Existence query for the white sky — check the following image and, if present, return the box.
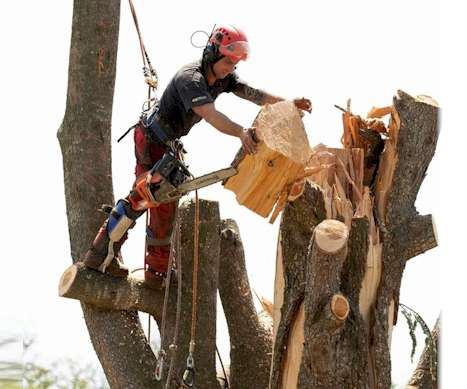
[0,0,464,387]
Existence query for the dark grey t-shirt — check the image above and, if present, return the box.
[156,59,245,139]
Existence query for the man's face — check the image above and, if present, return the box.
[212,57,240,79]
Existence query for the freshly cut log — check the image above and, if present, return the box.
[224,101,312,220]
[59,263,165,320]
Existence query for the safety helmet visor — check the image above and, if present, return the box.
[219,41,250,61]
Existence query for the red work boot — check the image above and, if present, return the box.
[144,245,177,289]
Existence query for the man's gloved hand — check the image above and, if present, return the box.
[293,97,312,113]
[240,127,258,155]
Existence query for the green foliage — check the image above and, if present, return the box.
[0,337,109,389]
[399,304,437,382]
[22,359,110,389]
[0,338,21,389]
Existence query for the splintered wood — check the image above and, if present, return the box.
[275,99,400,389]
[224,101,312,222]
[305,100,398,331]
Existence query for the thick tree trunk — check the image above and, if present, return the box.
[270,91,439,389]
[406,317,439,389]
[57,2,159,388]
[161,199,221,389]
[372,92,439,389]
[218,219,272,389]
[270,183,327,389]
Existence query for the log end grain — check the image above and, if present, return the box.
[314,220,349,254]
[59,264,79,297]
[331,294,350,321]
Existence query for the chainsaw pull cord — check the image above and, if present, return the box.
[155,206,180,381]
[182,190,200,388]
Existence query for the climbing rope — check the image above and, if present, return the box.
[128,0,158,94]
[126,0,160,347]
[182,190,200,388]
[216,346,230,388]
[126,5,202,374]
[155,207,180,381]
[164,221,183,389]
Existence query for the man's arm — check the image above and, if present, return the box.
[192,103,257,154]
[233,83,312,112]
[232,83,283,106]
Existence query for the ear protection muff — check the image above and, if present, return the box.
[203,31,224,64]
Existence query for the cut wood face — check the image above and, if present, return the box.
[314,220,349,254]
[224,101,313,219]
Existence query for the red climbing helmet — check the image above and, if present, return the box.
[207,25,250,62]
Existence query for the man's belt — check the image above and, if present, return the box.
[142,109,177,142]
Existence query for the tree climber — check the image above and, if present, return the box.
[83,24,312,289]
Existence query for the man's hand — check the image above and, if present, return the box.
[240,127,258,155]
[293,97,312,113]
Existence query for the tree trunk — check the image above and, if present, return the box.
[270,91,439,389]
[218,219,273,389]
[161,199,221,389]
[57,1,160,387]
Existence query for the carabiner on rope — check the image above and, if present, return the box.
[155,350,166,381]
[182,353,195,387]
[182,366,195,388]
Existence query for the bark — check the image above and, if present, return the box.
[218,219,272,389]
[161,199,221,389]
[57,2,159,387]
[59,263,166,321]
[372,91,439,389]
[270,183,327,389]
[401,215,438,261]
[298,220,350,388]
[406,317,439,389]
[269,91,439,389]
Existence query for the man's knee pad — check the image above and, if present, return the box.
[107,199,140,242]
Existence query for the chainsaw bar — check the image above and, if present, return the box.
[170,166,237,197]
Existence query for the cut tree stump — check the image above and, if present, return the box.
[270,90,439,389]
[224,101,313,221]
